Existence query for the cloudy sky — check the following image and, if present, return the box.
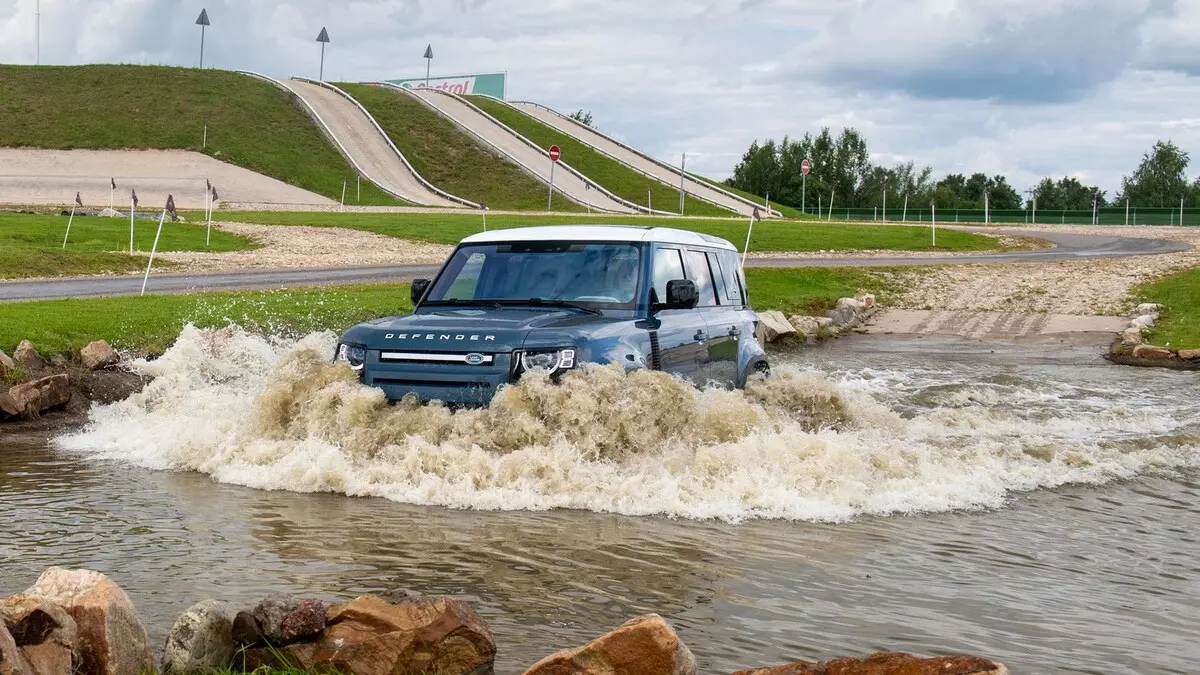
[3,0,1200,195]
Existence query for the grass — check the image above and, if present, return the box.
[0,268,913,356]
[465,96,733,217]
[0,64,399,205]
[1134,266,1200,349]
[687,172,806,219]
[336,84,582,212]
[0,213,255,279]
[222,210,1000,252]
[0,283,414,356]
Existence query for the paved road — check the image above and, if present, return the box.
[277,79,466,208]
[402,87,637,214]
[510,101,766,218]
[0,230,1189,303]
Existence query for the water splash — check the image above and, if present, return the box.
[56,325,1200,523]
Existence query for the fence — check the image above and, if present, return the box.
[798,206,1200,226]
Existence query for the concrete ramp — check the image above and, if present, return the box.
[399,87,637,214]
[867,310,1127,338]
[509,100,775,218]
[268,77,472,208]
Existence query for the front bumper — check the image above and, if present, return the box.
[360,349,516,406]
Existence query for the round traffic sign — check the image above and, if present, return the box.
[801,158,811,175]
[548,145,561,162]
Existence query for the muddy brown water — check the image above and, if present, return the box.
[2,331,1197,675]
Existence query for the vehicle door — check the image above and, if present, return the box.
[649,245,709,385]
[682,248,737,387]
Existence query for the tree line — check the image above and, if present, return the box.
[726,129,1200,212]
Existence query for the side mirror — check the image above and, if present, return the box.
[663,279,698,309]
[410,278,431,306]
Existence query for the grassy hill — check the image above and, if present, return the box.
[688,172,806,219]
[466,96,734,218]
[337,84,581,212]
[0,65,399,205]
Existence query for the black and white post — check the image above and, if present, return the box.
[316,27,330,81]
[196,9,210,68]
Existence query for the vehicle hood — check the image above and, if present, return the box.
[340,306,625,352]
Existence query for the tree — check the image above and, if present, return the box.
[1117,140,1190,207]
[568,109,594,127]
[1027,176,1107,210]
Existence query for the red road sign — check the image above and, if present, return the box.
[549,145,561,162]
[801,159,811,175]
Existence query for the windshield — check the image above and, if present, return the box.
[426,241,643,308]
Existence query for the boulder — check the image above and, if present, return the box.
[732,651,1007,675]
[22,567,155,675]
[79,342,118,372]
[1121,327,1143,345]
[0,595,78,675]
[248,594,323,645]
[230,610,263,646]
[1135,303,1163,315]
[836,297,866,314]
[0,623,34,675]
[1130,315,1156,329]
[1132,344,1173,360]
[855,291,877,309]
[758,311,795,343]
[1178,349,1200,361]
[161,600,233,675]
[12,342,42,372]
[7,375,71,419]
[279,598,325,644]
[522,614,695,675]
[244,594,495,675]
[788,316,821,338]
[0,351,14,378]
[0,393,20,419]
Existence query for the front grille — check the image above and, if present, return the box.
[378,351,495,365]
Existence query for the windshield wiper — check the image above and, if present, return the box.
[496,298,602,315]
[422,299,502,309]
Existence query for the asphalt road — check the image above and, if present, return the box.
[0,229,1189,303]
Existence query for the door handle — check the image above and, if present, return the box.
[694,329,706,342]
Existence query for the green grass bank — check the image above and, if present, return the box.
[0,213,254,279]
[1135,266,1200,349]
[0,65,398,205]
[465,96,732,217]
[337,83,581,212]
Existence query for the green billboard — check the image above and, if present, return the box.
[384,72,507,99]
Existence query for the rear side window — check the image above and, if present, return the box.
[718,250,745,306]
[652,247,686,303]
[684,249,718,307]
[706,252,727,304]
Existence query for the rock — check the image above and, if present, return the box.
[161,600,233,675]
[279,598,325,644]
[79,341,118,371]
[0,351,14,378]
[758,311,795,343]
[856,291,877,309]
[246,594,495,675]
[7,375,71,419]
[250,594,297,646]
[1130,314,1156,329]
[1179,349,1200,361]
[1121,327,1143,345]
[522,614,695,675]
[1132,344,1173,360]
[0,623,34,675]
[788,316,820,338]
[230,611,263,646]
[1135,303,1163,315]
[0,595,79,675]
[826,307,858,326]
[12,342,42,371]
[731,651,1007,675]
[0,393,20,419]
[22,567,156,675]
[836,297,865,314]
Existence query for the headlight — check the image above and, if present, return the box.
[519,349,576,375]
[336,343,367,371]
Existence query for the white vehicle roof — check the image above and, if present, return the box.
[460,225,738,251]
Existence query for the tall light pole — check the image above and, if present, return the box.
[35,0,40,65]
[424,44,434,88]
[316,27,330,81]
[196,9,210,68]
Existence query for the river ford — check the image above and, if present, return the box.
[1,328,1198,674]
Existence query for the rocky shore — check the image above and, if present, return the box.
[0,567,1008,675]
[1105,303,1200,370]
[0,340,144,429]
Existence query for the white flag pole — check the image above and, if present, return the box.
[63,206,76,249]
[341,180,347,212]
[205,187,213,247]
[931,202,937,247]
[742,211,757,265]
[129,196,136,254]
[109,185,114,212]
[141,209,168,296]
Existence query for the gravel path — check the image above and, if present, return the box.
[890,225,1200,315]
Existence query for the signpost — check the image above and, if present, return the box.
[801,158,811,215]
[547,145,560,210]
[316,27,330,81]
[424,44,434,88]
[679,153,687,214]
[196,9,210,68]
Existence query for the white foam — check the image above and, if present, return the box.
[55,326,1200,523]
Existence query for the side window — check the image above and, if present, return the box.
[706,252,727,306]
[652,247,686,303]
[684,249,717,307]
[719,251,745,306]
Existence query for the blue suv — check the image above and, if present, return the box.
[336,225,769,406]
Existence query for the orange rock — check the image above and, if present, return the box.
[7,375,71,419]
[1179,349,1200,361]
[731,651,1007,675]
[0,621,34,675]
[522,614,695,675]
[1132,344,1173,360]
[23,568,155,675]
[0,595,78,675]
